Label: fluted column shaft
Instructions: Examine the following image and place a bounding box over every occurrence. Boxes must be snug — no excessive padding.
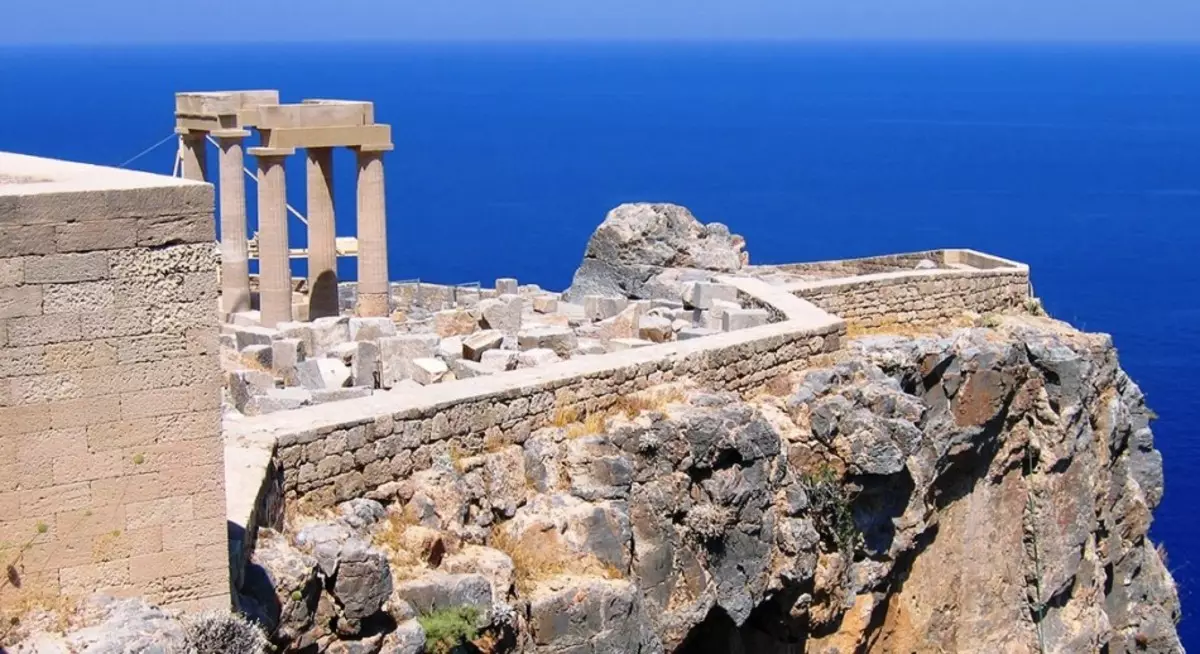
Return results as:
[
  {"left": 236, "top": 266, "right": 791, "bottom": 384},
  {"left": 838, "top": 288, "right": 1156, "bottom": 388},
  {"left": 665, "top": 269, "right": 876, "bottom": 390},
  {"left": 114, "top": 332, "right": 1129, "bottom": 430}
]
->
[
  {"left": 179, "top": 131, "right": 208, "bottom": 182},
  {"left": 355, "top": 148, "right": 391, "bottom": 317},
  {"left": 306, "top": 148, "right": 339, "bottom": 319},
  {"left": 251, "top": 149, "right": 295, "bottom": 327},
  {"left": 216, "top": 131, "right": 251, "bottom": 314}
]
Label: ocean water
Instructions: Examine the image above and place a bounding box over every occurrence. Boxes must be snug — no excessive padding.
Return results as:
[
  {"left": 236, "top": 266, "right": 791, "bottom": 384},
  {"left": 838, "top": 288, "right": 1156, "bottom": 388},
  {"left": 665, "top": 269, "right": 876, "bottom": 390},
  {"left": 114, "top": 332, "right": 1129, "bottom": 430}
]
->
[{"left": 1, "top": 42, "right": 1197, "bottom": 644}]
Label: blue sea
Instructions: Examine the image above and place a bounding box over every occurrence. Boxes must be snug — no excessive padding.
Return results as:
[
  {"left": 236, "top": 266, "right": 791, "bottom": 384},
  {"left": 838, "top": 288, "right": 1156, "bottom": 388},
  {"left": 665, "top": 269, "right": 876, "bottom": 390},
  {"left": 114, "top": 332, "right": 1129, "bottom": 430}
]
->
[{"left": 2, "top": 42, "right": 1197, "bottom": 644}]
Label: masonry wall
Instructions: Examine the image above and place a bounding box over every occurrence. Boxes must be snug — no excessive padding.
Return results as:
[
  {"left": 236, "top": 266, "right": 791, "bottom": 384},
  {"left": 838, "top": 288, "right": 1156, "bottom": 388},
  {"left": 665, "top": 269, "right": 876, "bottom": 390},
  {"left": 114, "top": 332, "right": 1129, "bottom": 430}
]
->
[
  {"left": 791, "top": 266, "right": 1030, "bottom": 328},
  {"left": 0, "top": 165, "right": 228, "bottom": 614},
  {"left": 757, "top": 250, "right": 946, "bottom": 278},
  {"left": 228, "top": 300, "right": 844, "bottom": 510}
]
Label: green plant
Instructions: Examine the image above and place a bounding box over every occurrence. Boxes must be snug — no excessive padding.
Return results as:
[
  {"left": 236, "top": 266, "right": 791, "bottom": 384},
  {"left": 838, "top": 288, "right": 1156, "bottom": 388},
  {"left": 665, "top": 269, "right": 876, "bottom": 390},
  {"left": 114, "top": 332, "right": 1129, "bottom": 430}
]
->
[
  {"left": 418, "top": 606, "right": 480, "bottom": 654},
  {"left": 290, "top": 590, "right": 302, "bottom": 602},
  {"left": 1023, "top": 297, "right": 1046, "bottom": 316},
  {"left": 34, "top": 523, "right": 48, "bottom": 535},
  {"left": 132, "top": 453, "right": 145, "bottom": 465},
  {"left": 980, "top": 313, "right": 1003, "bottom": 329},
  {"left": 801, "top": 466, "right": 860, "bottom": 556}
]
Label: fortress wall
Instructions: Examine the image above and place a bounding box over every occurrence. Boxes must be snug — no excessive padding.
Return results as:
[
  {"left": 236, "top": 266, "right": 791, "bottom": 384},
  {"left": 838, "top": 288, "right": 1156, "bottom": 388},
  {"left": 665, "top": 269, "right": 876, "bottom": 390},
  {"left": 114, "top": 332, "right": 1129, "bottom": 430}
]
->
[
  {"left": 790, "top": 260, "right": 1030, "bottom": 328},
  {"left": 0, "top": 154, "right": 228, "bottom": 612},
  {"left": 756, "top": 250, "right": 946, "bottom": 278},
  {"left": 226, "top": 278, "right": 845, "bottom": 516}
]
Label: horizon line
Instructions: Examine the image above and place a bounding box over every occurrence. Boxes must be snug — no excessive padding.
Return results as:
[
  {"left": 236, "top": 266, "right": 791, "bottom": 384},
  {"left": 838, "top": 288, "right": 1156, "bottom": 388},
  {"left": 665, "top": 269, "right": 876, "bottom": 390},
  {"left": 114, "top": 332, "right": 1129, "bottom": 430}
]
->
[{"left": 3, "top": 36, "right": 1200, "bottom": 49}]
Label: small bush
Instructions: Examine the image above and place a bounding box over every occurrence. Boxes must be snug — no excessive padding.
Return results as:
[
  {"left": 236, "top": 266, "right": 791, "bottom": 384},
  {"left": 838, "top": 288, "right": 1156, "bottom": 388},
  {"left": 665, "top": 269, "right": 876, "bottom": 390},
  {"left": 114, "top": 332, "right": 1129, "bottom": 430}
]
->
[
  {"left": 490, "top": 527, "right": 622, "bottom": 596},
  {"left": 180, "top": 611, "right": 270, "bottom": 654},
  {"left": 980, "top": 313, "right": 1003, "bottom": 329},
  {"left": 419, "top": 606, "right": 480, "bottom": 654},
  {"left": 801, "top": 466, "right": 860, "bottom": 556},
  {"left": 1023, "top": 297, "right": 1046, "bottom": 316}
]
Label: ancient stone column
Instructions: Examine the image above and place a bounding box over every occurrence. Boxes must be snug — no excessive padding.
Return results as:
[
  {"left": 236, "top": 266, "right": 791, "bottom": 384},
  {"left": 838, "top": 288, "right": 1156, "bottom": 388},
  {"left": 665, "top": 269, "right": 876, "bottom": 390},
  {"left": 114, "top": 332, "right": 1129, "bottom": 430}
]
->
[
  {"left": 354, "top": 147, "right": 392, "bottom": 317},
  {"left": 214, "top": 130, "right": 251, "bottom": 314},
  {"left": 178, "top": 130, "right": 208, "bottom": 182},
  {"left": 306, "top": 147, "right": 339, "bottom": 319},
  {"left": 250, "top": 147, "right": 295, "bottom": 327}
]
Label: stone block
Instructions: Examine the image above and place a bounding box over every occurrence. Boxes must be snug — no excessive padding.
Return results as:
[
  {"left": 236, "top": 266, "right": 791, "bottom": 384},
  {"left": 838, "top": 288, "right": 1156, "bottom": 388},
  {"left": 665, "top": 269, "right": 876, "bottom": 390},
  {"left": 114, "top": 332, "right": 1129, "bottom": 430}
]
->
[
  {"left": 228, "top": 370, "right": 276, "bottom": 413},
  {"left": 352, "top": 341, "right": 380, "bottom": 388},
  {"left": 0, "top": 224, "right": 56, "bottom": 257},
  {"left": 436, "top": 336, "right": 464, "bottom": 362},
  {"left": 516, "top": 326, "right": 577, "bottom": 357},
  {"left": 41, "top": 281, "right": 113, "bottom": 315},
  {"left": 23, "top": 252, "right": 109, "bottom": 284},
  {"left": 312, "top": 387, "right": 373, "bottom": 404},
  {"left": 705, "top": 299, "right": 741, "bottom": 330},
  {"left": 722, "top": 308, "right": 770, "bottom": 331},
  {"left": 517, "top": 348, "right": 561, "bottom": 368},
  {"left": 349, "top": 317, "right": 396, "bottom": 342},
  {"left": 462, "top": 330, "right": 503, "bottom": 362},
  {"left": 677, "top": 327, "right": 719, "bottom": 341},
  {"left": 411, "top": 358, "right": 449, "bottom": 385},
  {"left": 450, "top": 359, "right": 494, "bottom": 379},
  {"left": 495, "top": 278, "right": 519, "bottom": 295},
  {"left": 609, "top": 338, "right": 654, "bottom": 351},
  {"left": 233, "top": 325, "right": 276, "bottom": 351},
  {"left": 639, "top": 315, "right": 674, "bottom": 343},
  {"left": 479, "top": 295, "right": 522, "bottom": 335},
  {"left": 310, "top": 316, "right": 350, "bottom": 356},
  {"left": 55, "top": 218, "right": 138, "bottom": 252},
  {"left": 532, "top": 296, "right": 558, "bottom": 314},
  {"left": 241, "top": 344, "right": 272, "bottom": 369},
  {"left": 651, "top": 298, "right": 685, "bottom": 311},
  {"left": 379, "top": 334, "right": 439, "bottom": 387},
  {"left": 0, "top": 286, "right": 42, "bottom": 319},
  {"left": 229, "top": 311, "right": 261, "bottom": 327},
  {"left": 573, "top": 338, "right": 606, "bottom": 356},
  {"left": 684, "top": 281, "right": 738, "bottom": 309},
  {"left": 583, "top": 295, "right": 628, "bottom": 321},
  {"left": 244, "top": 388, "right": 313, "bottom": 416},
  {"left": 294, "top": 358, "right": 352, "bottom": 390},
  {"left": 480, "top": 350, "right": 517, "bottom": 372},
  {"left": 271, "top": 338, "right": 305, "bottom": 383},
  {"left": 671, "top": 319, "right": 692, "bottom": 333},
  {"left": 433, "top": 309, "right": 477, "bottom": 338},
  {"left": 596, "top": 302, "right": 643, "bottom": 341}
]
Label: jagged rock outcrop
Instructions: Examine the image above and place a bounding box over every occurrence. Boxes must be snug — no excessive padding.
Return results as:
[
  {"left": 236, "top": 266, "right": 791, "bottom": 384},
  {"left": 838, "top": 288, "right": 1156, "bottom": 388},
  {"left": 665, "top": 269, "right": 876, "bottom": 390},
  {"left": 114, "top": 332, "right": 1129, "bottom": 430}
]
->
[{"left": 566, "top": 203, "right": 749, "bottom": 301}]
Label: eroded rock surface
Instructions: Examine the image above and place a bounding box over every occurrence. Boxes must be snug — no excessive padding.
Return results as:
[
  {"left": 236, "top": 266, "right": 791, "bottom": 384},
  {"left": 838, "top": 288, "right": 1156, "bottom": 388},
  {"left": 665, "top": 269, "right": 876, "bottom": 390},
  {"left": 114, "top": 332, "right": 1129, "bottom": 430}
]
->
[{"left": 567, "top": 203, "right": 749, "bottom": 301}]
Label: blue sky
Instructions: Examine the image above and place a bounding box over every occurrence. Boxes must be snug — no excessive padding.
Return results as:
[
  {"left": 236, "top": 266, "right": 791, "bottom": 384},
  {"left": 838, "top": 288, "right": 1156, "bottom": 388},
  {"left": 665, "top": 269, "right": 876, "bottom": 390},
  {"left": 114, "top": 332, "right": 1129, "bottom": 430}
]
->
[{"left": 5, "top": 0, "right": 1200, "bottom": 44}]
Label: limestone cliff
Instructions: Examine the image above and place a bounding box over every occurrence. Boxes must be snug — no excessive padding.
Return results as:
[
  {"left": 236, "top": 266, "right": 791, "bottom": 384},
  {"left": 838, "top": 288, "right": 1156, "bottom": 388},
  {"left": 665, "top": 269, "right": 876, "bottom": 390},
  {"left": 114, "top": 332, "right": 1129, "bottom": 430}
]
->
[{"left": 227, "top": 314, "right": 1179, "bottom": 653}]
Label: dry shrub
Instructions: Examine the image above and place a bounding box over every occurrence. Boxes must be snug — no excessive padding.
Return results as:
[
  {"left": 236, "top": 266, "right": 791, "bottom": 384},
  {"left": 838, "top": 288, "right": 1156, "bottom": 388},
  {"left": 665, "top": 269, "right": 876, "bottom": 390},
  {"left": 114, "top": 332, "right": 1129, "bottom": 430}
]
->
[
  {"left": 565, "top": 412, "right": 608, "bottom": 439},
  {"left": 550, "top": 406, "right": 580, "bottom": 428},
  {"left": 490, "top": 527, "right": 623, "bottom": 596},
  {"left": 762, "top": 373, "right": 793, "bottom": 397},
  {"left": 611, "top": 387, "right": 686, "bottom": 419}
]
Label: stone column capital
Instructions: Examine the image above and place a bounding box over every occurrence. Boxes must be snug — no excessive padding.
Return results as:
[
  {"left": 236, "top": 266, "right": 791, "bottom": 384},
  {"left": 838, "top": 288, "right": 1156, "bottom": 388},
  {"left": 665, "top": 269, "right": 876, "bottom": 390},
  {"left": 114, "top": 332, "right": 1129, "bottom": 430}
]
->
[
  {"left": 249, "top": 146, "right": 296, "bottom": 160},
  {"left": 212, "top": 128, "right": 251, "bottom": 142}
]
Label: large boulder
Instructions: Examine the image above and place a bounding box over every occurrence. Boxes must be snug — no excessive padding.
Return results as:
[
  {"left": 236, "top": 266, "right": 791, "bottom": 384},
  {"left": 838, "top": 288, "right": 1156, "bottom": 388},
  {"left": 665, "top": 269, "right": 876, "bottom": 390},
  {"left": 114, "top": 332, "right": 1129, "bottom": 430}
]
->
[{"left": 566, "top": 203, "right": 748, "bottom": 301}]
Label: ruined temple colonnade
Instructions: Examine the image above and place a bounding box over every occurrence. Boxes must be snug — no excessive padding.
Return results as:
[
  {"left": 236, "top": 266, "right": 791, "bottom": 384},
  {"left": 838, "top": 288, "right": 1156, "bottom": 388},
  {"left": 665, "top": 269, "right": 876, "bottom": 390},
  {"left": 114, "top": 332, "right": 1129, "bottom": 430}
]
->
[{"left": 174, "top": 91, "right": 394, "bottom": 326}]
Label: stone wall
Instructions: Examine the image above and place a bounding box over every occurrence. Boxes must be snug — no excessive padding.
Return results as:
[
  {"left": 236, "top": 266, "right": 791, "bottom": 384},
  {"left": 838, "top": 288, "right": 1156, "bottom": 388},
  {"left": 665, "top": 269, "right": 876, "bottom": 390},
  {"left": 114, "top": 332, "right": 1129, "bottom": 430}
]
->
[
  {"left": 788, "top": 252, "right": 1030, "bottom": 328},
  {"left": 225, "top": 277, "right": 845, "bottom": 513},
  {"left": 0, "top": 153, "right": 228, "bottom": 613},
  {"left": 756, "top": 250, "right": 945, "bottom": 278}
]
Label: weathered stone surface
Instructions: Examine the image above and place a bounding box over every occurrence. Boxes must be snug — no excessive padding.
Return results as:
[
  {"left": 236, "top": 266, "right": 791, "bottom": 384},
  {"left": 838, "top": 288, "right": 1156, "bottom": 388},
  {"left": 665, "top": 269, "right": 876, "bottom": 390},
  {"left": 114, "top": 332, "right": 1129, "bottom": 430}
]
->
[
  {"left": 312, "top": 387, "right": 373, "bottom": 404},
  {"left": 352, "top": 340, "right": 380, "bottom": 388},
  {"left": 243, "top": 530, "right": 322, "bottom": 644},
  {"left": 450, "top": 358, "right": 495, "bottom": 379},
  {"left": 295, "top": 358, "right": 352, "bottom": 390},
  {"left": 411, "top": 357, "right": 449, "bottom": 385},
  {"left": 228, "top": 369, "right": 276, "bottom": 412},
  {"left": 609, "top": 337, "right": 653, "bottom": 351},
  {"left": 272, "top": 337, "right": 306, "bottom": 383},
  {"left": 573, "top": 338, "right": 606, "bottom": 356},
  {"left": 517, "top": 348, "right": 561, "bottom": 368},
  {"left": 495, "top": 277, "right": 519, "bottom": 295},
  {"left": 677, "top": 326, "right": 719, "bottom": 341},
  {"left": 584, "top": 295, "right": 629, "bottom": 322},
  {"left": 311, "top": 316, "right": 352, "bottom": 356},
  {"left": 349, "top": 316, "right": 396, "bottom": 342},
  {"left": 532, "top": 295, "right": 558, "bottom": 314},
  {"left": 433, "top": 308, "right": 477, "bottom": 338},
  {"left": 639, "top": 314, "right": 674, "bottom": 343},
  {"left": 479, "top": 294, "right": 522, "bottom": 336},
  {"left": 480, "top": 350, "right": 518, "bottom": 372},
  {"left": 517, "top": 325, "right": 578, "bottom": 357},
  {"left": 528, "top": 579, "right": 655, "bottom": 653},
  {"left": 333, "top": 538, "right": 395, "bottom": 620},
  {"left": 393, "top": 572, "right": 493, "bottom": 614},
  {"left": 378, "top": 619, "right": 425, "bottom": 654},
  {"left": 379, "top": 333, "right": 439, "bottom": 387},
  {"left": 436, "top": 335, "right": 464, "bottom": 362},
  {"left": 244, "top": 387, "right": 313, "bottom": 415},
  {"left": 462, "top": 329, "right": 504, "bottom": 361},
  {"left": 234, "top": 325, "right": 277, "bottom": 350},
  {"left": 722, "top": 308, "right": 769, "bottom": 331},
  {"left": 596, "top": 302, "right": 643, "bottom": 341},
  {"left": 241, "top": 344, "right": 273, "bottom": 369},
  {"left": 684, "top": 281, "right": 739, "bottom": 310},
  {"left": 567, "top": 203, "right": 747, "bottom": 300}
]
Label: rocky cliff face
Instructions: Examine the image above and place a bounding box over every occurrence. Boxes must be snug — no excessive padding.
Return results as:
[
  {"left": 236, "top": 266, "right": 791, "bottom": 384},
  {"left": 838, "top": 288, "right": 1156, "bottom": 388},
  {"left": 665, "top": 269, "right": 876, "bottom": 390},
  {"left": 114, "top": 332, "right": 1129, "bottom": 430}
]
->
[
  {"left": 224, "top": 315, "right": 1180, "bottom": 653},
  {"left": 10, "top": 316, "right": 1180, "bottom": 653}
]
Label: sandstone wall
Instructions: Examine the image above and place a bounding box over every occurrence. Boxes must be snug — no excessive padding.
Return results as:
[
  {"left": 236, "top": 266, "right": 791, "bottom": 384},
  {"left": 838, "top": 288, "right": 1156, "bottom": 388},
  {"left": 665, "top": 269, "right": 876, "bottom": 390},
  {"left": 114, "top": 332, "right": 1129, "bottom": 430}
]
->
[
  {"left": 0, "top": 154, "right": 228, "bottom": 613},
  {"left": 756, "top": 250, "right": 945, "bottom": 278},
  {"left": 790, "top": 260, "right": 1030, "bottom": 328}
]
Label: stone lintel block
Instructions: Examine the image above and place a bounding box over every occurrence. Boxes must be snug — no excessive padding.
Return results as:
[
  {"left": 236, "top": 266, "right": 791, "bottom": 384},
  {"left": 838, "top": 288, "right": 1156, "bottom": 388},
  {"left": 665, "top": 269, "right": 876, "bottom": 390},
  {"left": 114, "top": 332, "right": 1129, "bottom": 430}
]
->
[
  {"left": 462, "top": 330, "right": 503, "bottom": 362},
  {"left": 256, "top": 102, "right": 373, "bottom": 130},
  {"left": 259, "top": 124, "right": 392, "bottom": 150},
  {"left": 136, "top": 213, "right": 214, "bottom": 247}
]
